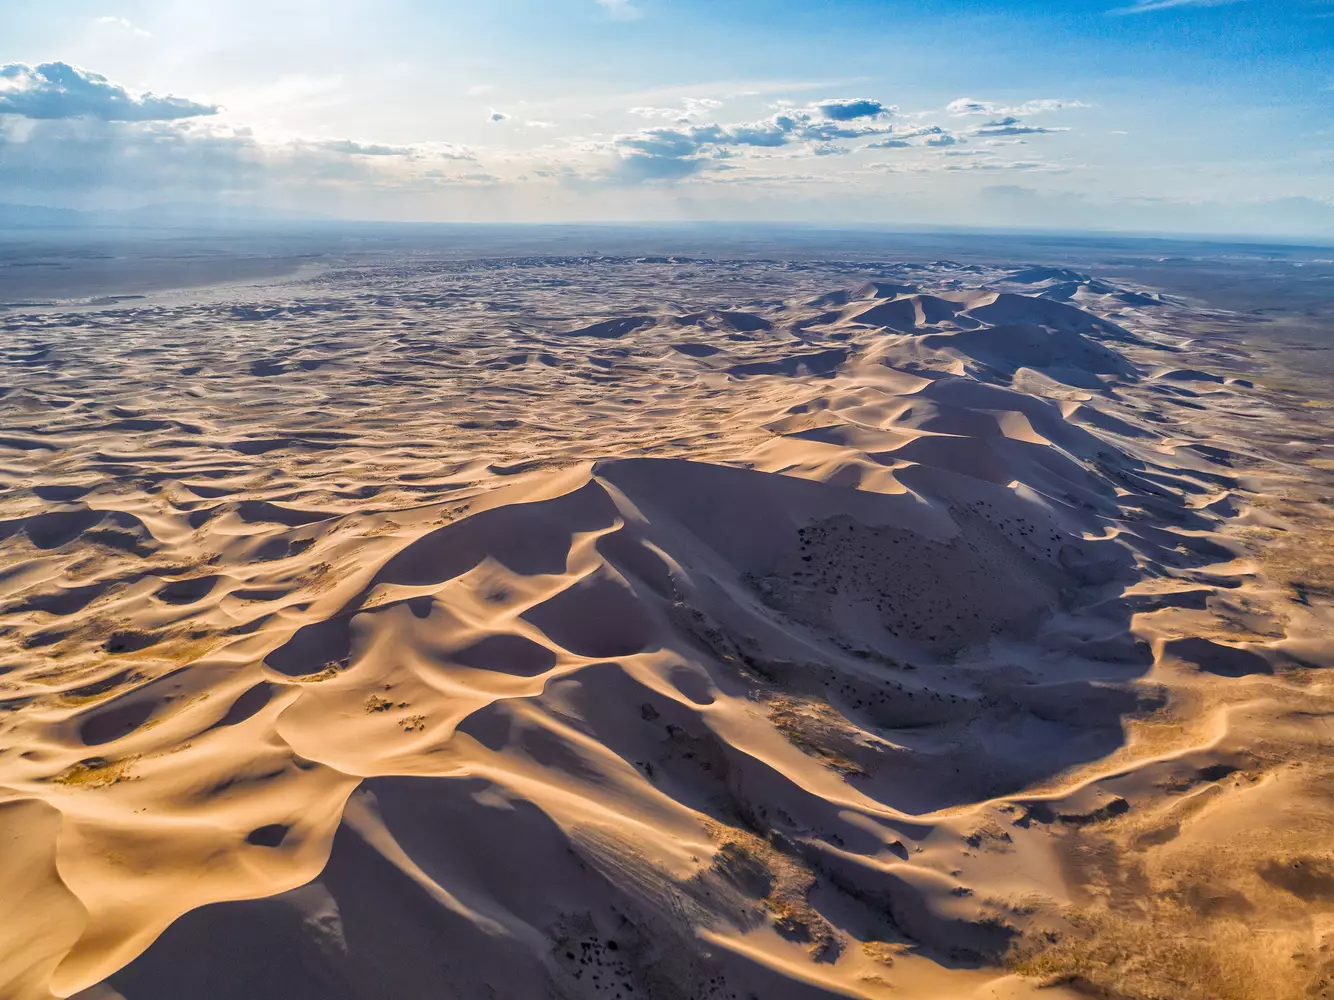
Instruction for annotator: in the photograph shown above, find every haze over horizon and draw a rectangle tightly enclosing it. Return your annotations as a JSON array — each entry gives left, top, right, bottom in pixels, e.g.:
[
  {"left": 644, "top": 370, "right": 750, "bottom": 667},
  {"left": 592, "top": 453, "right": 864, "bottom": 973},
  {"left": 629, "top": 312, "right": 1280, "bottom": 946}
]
[{"left": 3, "top": 0, "right": 1332, "bottom": 237}]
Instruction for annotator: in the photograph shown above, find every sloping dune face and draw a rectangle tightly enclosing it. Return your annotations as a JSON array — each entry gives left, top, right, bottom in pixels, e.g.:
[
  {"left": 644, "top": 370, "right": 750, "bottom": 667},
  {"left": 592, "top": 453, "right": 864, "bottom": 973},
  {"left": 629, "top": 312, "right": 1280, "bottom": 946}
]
[{"left": 1, "top": 257, "right": 1332, "bottom": 1000}]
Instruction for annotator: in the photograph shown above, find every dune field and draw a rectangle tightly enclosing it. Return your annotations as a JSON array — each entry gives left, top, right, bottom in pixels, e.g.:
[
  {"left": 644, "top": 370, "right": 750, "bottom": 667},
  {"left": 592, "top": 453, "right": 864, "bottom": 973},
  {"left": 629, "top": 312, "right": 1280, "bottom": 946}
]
[{"left": 1, "top": 251, "right": 1332, "bottom": 1000}]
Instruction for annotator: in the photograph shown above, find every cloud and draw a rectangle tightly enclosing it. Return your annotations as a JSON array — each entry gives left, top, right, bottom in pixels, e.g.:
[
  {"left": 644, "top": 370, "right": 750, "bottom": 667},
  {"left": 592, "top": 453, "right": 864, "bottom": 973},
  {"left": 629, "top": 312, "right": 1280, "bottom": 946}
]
[
  {"left": 311, "top": 139, "right": 412, "bottom": 156},
  {"left": 598, "top": 94, "right": 1083, "bottom": 183},
  {"left": 947, "top": 97, "right": 1087, "bottom": 117},
  {"left": 629, "top": 106, "right": 683, "bottom": 119},
  {"left": 95, "top": 16, "right": 151, "bottom": 38},
  {"left": 0, "top": 62, "right": 217, "bottom": 121},
  {"left": 0, "top": 117, "right": 261, "bottom": 200},
  {"left": 302, "top": 139, "right": 475, "bottom": 160},
  {"left": 614, "top": 153, "right": 707, "bottom": 181},
  {"left": 866, "top": 157, "right": 1065, "bottom": 175},
  {"left": 1110, "top": 0, "right": 1247, "bottom": 13},
  {"left": 604, "top": 99, "right": 909, "bottom": 181},
  {"left": 597, "top": 0, "right": 643, "bottom": 20},
  {"left": 864, "top": 125, "right": 946, "bottom": 149},
  {"left": 684, "top": 97, "right": 723, "bottom": 115},
  {"left": 977, "top": 126, "right": 1063, "bottom": 136},
  {"left": 972, "top": 117, "right": 1069, "bottom": 137},
  {"left": 0, "top": 60, "right": 1094, "bottom": 214},
  {"left": 945, "top": 160, "right": 1058, "bottom": 172},
  {"left": 813, "top": 98, "right": 892, "bottom": 121},
  {"left": 699, "top": 169, "right": 846, "bottom": 186},
  {"left": 628, "top": 97, "right": 723, "bottom": 122},
  {"left": 0, "top": 113, "right": 487, "bottom": 209}
]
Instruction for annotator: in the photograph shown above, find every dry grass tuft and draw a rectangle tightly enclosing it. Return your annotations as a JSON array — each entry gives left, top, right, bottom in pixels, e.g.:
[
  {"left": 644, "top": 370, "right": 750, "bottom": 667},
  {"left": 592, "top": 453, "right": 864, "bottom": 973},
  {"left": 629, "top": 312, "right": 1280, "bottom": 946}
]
[
  {"left": 704, "top": 820, "right": 841, "bottom": 960},
  {"left": 54, "top": 756, "right": 138, "bottom": 789},
  {"left": 1011, "top": 907, "right": 1321, "bottom": 1000},
  {"left": 766, "top": 695, "right": 869, "bottom": 776}
]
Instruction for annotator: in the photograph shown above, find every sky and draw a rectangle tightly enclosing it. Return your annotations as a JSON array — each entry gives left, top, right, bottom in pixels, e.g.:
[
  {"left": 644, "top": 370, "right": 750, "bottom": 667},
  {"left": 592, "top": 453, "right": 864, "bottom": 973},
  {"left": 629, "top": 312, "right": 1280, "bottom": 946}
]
[{"left": 1, "top": 0, "right": 1332, "bottom": 236}]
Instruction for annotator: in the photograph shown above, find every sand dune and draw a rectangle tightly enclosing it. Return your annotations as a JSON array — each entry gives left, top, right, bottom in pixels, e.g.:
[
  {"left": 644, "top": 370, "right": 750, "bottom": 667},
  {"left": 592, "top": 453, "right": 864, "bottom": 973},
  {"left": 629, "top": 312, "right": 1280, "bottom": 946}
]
[{"left": 1, "top": 255, "right": 1331, "bottom": 999}]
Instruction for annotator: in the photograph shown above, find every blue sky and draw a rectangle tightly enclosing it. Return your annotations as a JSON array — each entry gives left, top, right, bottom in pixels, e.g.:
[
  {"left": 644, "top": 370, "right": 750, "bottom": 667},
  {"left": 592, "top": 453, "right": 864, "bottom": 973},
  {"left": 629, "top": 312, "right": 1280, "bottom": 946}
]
[{"left": 2, "top": 0, "right": 1331, "bottom": 234}]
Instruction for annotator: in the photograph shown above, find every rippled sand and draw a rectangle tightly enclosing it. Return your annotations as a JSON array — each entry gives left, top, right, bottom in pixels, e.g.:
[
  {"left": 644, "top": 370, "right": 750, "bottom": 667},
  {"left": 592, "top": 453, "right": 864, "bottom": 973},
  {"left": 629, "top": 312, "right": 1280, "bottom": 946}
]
[{"left": 2, "top": 253, "right": 1332, "bottom": 1000}]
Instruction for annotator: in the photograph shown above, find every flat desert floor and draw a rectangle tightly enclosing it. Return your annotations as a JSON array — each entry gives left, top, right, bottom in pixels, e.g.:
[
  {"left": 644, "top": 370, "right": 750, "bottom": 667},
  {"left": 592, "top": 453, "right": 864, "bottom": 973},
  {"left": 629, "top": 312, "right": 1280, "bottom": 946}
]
[{"left": 1, "top": 232, "right": 1332, "bottom": 1000}]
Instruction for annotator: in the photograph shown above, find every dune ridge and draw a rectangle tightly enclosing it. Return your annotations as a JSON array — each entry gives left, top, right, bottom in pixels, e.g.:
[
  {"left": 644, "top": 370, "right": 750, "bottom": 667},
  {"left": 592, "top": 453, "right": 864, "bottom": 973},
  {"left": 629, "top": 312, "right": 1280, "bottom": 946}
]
[{"left": 1, "top": 257, "right": 1332, "bottom": 999}]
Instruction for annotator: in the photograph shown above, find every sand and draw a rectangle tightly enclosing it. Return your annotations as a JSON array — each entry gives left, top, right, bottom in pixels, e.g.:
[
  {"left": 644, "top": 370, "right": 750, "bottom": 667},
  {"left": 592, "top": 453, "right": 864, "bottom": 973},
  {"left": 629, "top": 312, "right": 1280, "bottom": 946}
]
[{"left": 1, "top": 251, "right": 1332, "bottom": 1000}]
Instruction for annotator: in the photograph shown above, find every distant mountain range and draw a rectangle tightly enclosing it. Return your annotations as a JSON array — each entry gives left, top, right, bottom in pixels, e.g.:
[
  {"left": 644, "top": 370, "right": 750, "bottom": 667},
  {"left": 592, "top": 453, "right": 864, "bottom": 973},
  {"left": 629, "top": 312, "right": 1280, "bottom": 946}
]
[{"left": 0, "top": 201, "right": 334, "bottom": 229}]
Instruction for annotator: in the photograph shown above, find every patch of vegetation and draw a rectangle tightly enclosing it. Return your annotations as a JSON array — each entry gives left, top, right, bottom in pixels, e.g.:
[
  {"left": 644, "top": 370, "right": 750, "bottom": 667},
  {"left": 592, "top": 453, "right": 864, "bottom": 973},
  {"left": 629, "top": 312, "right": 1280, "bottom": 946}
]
[
  {"left": 297, "top": 661, "right": 344, "bottom": 682},
  {"left": 54, "top": 755, "right": 138, "bottom": 789},
  {"left": 705, "top": 820, "right": 841, "bottom": 962},
  {"left": 766, "top": 695, "right": 869, "bottom": 777},
  {"left": 1009, "top": 907, "right": 1317, "bottom": 1000}
]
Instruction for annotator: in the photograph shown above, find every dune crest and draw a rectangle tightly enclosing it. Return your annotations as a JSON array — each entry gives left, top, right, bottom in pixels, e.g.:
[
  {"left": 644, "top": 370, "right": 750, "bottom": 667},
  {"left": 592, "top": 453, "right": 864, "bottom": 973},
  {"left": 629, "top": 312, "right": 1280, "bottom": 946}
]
[{"left": 2, "top": 257, "right": 1331, "bottom": 1000}]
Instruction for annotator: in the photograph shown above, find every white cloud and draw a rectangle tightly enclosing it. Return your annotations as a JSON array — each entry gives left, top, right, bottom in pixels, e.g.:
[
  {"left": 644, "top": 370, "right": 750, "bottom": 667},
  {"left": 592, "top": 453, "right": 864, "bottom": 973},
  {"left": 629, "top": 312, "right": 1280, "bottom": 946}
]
[
  {"left": 864, "top": 125, "right": 946, "bottom": 149},
  {"left": 299, "top": 139, "right": 475, "bottom": 160},
  {"left": 0, "top": 62, "right": 216, "bottom": 121},
  {"left": 0, "top": 60, "right": 1092, "bottom": 211},
  {"left": 0, "top": 114, "right": 488, "bottom": 208},
  {"left": 943, "top": 159, "right": 1062, "bottom": 172},
  {"left": 947, "top": 97, "right": 1088, "bottom": 117},
  {"left": 971, "top": 116, "right": 1069, "bottom": 137},
  {"left": 605, "top": 100, "right": 901, "bottom": 181},
  {"left": 1110, "top": 0, "right": 1247, "bottom": 13},
  {"left": 309, "top": 139, "right": 412, "bottom": 156},
  {"left": 684, "top": 97, "right": 723, "bottom": 115},
  {"left": 596, "top": 0, "right": 643, "bottom": 20},
  {"left": 590, "top": 94, "right": 1089, "bottom": 183},
  {"left": 629, "top": 106, "right": 684, "bottom": 120},
  {"left": 95, "top": 15, "right": 152, "bottom": 37},
  {"left": 628, "top": 97, "right": 723, "bottom": 122},
  {"left": 814, "top": 98, "right": 895, "bottom": 121}
]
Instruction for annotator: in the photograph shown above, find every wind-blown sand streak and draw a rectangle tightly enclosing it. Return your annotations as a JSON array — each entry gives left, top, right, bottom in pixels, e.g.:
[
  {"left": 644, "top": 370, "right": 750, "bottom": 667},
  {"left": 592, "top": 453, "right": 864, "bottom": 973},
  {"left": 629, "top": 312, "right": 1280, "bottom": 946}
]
[{"left": 1, "top": 257, "right": 1331, "bottom": 999}]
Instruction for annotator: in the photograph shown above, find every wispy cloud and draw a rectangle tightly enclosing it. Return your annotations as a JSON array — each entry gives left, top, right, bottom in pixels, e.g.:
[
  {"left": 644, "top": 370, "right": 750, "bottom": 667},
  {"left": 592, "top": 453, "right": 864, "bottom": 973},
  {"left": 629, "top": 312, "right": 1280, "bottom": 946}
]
[
  {"left": 596, "top": 0, "right": 643, "bottom": 21},
  {"left": 1110, "top": 0, "right": 1247, "bottom": 14},
  {"left": 628, "top": 97, "right": 723, "bottom": 122},
  {"left": 971, "top": 116, "right": 1069, "bottom": 137},
  {"left": 95, "top": 15, "right": 151, "bottom": 37},
  {"left": 947, "top": 97, "right": 1087, "bottom": 117}
]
